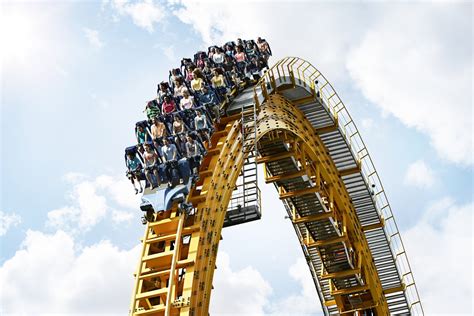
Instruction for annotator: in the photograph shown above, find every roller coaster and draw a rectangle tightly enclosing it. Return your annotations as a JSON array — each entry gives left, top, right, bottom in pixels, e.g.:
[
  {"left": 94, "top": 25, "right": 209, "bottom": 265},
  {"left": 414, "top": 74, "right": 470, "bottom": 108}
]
[{"left": 125, "top": 40, "right": 423, "bottom": 315}]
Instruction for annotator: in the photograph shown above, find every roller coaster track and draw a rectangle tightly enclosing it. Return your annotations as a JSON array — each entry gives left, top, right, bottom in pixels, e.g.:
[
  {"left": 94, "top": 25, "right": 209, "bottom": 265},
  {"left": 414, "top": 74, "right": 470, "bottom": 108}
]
[{"left": 129, "top": 57, "right": 423, "bottom": 315}]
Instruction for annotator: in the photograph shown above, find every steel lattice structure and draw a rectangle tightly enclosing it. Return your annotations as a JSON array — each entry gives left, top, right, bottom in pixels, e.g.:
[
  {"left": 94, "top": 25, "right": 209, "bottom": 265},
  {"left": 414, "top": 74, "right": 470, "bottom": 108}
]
[{"left": 129, "top": 57, "right": 423, "bottom": 316}]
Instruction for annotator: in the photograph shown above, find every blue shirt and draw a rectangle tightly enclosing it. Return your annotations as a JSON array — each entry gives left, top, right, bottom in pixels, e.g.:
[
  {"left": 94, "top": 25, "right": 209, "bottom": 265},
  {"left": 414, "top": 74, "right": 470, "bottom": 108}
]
[
  {"left": 127, "top": 156, "right": 141, "bottom": 171},
  {"left": 199, "top": 91, "right": 218, "bottom": 105},
  {"left": 136, "top": 130, "right": 146, "bottom": 143},
  {"left": 162, "top": 144, "right": 178, "bottom": 161}
]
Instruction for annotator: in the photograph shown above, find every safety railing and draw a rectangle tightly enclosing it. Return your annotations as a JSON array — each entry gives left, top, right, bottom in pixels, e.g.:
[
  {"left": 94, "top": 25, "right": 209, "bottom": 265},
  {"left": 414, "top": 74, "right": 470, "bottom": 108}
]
[{"left": 254, "top": 57, "right": 424, "bottom": 315}]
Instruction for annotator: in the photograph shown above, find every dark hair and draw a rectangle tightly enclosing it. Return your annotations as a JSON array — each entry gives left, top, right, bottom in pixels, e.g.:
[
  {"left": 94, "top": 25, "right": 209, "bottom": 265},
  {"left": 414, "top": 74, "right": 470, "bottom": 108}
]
[{"left": 193, "top": 68, "right": 204, "bottom": 79}]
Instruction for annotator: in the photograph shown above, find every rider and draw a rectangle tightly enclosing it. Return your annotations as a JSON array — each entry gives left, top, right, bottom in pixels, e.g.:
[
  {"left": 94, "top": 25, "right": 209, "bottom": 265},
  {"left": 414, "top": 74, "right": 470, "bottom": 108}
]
[
  {"left": 150, "top": 117, "right": 167, "bottom": 155},
  {"left": 162, "top": 138, "right": 178, "bottom": 162},
  {"left": 186, "top": 135, "right": 203, "bottom": 174},
  {"left": 144, "top": 100, "right": 160, "bottom": 121},
  {"left": 211, "top": 68, "right": 228, "bottom": 102},
  {"left": 191, "top": 69, "right": 205, "bottom": 94},
  {"left": 256, "top": 37, "right": 271, "bottom": 60},
  {"left": 194, "top": 109, "right": 211, "bottom": 148},
  {"left": 136, "top": 125, "right": 148, "bottom": 144},
  {"left": 143, "top": 143, "right": 161, "bottom": 190},
  {"left": 172, "top": 115, "right": 186, "bottom": 135},
  {"left": 151, "top": 117, "right": 167, "bottom": 139},
  {"left": 126, "top": 152, "right": 143, "bottom": 194},
  {"left": 179, "top": 89, "right": 196, "bottom": 129},
  {"left": 173, "top": 78, "right": 188, "bottom": 99},
  {"left": 179, "top": 89, "right": 194, "bottom": 111},
  {"left": 162, "top": 138, "right": 180, "bottom": 186},
  {"left": 194, "top": 109, "right": 208, "bottom": 130},
  {"left": 198, "top": 86, "right": 220, "bottom": 122}
]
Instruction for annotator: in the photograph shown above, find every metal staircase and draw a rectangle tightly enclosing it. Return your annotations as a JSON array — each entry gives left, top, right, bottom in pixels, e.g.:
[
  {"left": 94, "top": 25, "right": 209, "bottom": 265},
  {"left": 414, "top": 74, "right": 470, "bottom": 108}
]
[
  {"left": 251, "top": 57, "right": 423, "bottom": 315},
  {"left": 224, "top": 91, "right": 261, "bottom": 227},
  {"left": 240, "top": 95, "right": 259, "bottom": 208}
]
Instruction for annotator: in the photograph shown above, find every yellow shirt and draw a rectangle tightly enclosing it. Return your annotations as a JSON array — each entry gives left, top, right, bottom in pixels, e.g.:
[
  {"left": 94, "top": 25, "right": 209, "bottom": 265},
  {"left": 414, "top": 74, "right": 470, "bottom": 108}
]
[
  {"left": 191, "top": 78, "right": 204, "bottom": 91},
  {"left": 212, "top": 75, "right": 225, "bottom": 88}
]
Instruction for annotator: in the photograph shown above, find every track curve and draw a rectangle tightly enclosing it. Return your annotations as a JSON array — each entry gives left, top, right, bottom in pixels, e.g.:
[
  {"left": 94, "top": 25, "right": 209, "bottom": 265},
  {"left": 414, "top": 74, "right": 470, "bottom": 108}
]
[{"left": 129, "top": 57, "right": 423, "bottom": 316}]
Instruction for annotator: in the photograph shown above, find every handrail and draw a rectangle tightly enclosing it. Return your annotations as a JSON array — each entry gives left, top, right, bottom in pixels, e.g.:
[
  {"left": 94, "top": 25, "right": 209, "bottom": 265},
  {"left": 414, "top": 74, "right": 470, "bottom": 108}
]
[{"left": 254, "top": 57, "right": 424, "bottom": 315}]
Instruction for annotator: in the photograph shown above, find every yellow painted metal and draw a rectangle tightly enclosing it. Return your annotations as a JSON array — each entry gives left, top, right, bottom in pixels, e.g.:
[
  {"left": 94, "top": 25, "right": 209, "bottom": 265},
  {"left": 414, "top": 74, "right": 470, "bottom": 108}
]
[
  {"left": 130, "top": 222, "right": 152, "bottom": 314},
  {"left": 321, "top": 268, "right": 362, "bottom": 281},
  {"left": 255, "top": 150, "right": 296, "bottom": 163},
  {"left": 264, "top": 169, "right": 306, "bottom": 183},
  {"left": 339, "top": 164, "right": 361, "bottom": 177},
  {"left": 131, "top": 94, "right": 389, "bottom": 315},
  {"left": 305, "top": 235, "right": 348, "bottom": 248},
  {"left": 331, "top": 284, "right": 369, "bottom": 296},
  {"left": 279, "top": 186, "right": 321, "bottom": 199},
  {"left": 130, "top": 57, "right": 423, "bottom": 316},
  {"left": 165, "top": 213, "right": 185, "bottom": 316},
  {"left": 324, "top": 299, "right": 336, "bottom": 307},
  {"left": 292, "top": 211, "right": 334, "bottom": 224},
  {"left": 362, "top": 220, "right": 385, "bottom": 231},
  {"left": 383, "top": 284, "right": 406, "bottom": 295},
  {"left": 315, "top": 121, "right": 339, "bottom": 134}
]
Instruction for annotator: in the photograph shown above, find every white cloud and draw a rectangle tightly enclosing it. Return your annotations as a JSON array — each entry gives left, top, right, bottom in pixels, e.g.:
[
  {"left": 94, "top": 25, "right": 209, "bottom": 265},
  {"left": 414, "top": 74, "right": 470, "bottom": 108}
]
[
  {"left": 211, "top": 251, "right": 325, "bottom": 315},
  {"left": 211, "top": 251, "right": 272, "bottom": 315},
  {"left": 111, "top": 209, "right": 134, "bottom": 224},
  {"left": 346, "top": 3, "right": 472, "bottom": 165},
  {"left": 83, "top": 27, "right": 104, "bottom": 48},
  {"left": 47, "top": 180, "right": 108, "bottom": 232},
  {"left": 94, "top": 174, "right": 140, "bottom": 210},
  {"left": 46, "top": 173, "right": 140, "bottom": 233},
  {"left": 267, "top": 258, "right": 322, "bottom": 315},
  {"left": 404, "top": 160, "right": 437, "bottom": 189},
  {"left": 0, "top": 211, "right": 21, "bottom": 236},
  {"left": 169, "top": 1, "right": 372, "bottom": 81},
  {"left": 108, "top": 0, "right": 165, "bottom": 33},
  {"left": 360, "top": 118, "right": 374, "bottom": 131},
  {"left": 403, "top": 198, "right": 473, "bottom": 314},
  {"left": 170, "top": 2, "right": 472, "bottom": 165},
  {"left": 0, "top": 229, "right": 140, "bottom": 315},
  {"left": 161, "top": 45, "right": 176, "bottom": 61}
]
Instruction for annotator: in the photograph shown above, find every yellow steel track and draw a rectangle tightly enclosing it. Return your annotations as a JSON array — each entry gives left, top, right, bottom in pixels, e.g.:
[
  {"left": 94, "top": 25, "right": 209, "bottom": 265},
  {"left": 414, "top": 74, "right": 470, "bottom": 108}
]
[{"left": 129, "top": 57, "right": 423, "bottom": 316}]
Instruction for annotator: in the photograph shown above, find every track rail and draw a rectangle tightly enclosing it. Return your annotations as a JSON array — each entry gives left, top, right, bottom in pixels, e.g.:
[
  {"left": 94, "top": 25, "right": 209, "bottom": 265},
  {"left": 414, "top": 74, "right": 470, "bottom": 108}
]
[
  {"left": 129, "top": 57, "right": 423, "bottom": 315},
  {"left": 253, "top": 57, "right": 423, "bottom": 314}
]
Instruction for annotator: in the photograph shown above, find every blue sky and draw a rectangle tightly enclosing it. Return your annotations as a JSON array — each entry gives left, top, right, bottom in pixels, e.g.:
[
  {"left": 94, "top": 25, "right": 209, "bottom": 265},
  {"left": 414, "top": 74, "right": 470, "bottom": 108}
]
[{"left": 1, "top": 1, "right": 472, "bottom": 315}]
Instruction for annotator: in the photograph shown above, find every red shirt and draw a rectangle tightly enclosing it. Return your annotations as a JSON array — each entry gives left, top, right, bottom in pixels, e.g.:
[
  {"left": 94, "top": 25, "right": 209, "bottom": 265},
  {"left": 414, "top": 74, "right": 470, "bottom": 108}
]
[
  {"left": 235, "top": 52, "right": 246, "bottom": 62},
  {"left": 162, "top": 100, "right": 176, "bottom": 114}
]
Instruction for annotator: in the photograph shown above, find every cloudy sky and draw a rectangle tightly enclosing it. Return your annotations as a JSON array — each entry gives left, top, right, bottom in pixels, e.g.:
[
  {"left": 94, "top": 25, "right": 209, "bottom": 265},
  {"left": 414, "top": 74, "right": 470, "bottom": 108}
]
[{"left": 0, "top": 0, "right": 472, "bottom": 315}]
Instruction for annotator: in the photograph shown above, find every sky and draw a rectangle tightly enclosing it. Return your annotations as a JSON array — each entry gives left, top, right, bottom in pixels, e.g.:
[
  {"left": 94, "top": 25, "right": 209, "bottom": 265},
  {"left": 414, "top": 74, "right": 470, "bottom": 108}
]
[{"left": 0, "top": 0, "right": 472, "bottom": 315}]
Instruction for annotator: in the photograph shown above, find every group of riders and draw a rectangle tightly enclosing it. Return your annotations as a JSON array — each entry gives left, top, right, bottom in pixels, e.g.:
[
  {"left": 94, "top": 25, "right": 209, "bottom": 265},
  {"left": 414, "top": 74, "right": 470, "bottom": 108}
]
[{"left": 125, "top": 37, "right": 272, "bottom": 194}]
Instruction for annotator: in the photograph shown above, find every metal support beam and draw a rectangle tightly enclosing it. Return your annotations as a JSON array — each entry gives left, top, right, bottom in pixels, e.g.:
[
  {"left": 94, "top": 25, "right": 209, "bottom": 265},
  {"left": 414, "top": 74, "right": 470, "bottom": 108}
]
[
  {"left": 339, "top": 164, "right": 361, "bottom": 177},
  {"left": 256, "top": 151, "right": 296, "bottom": 164},
  {"left": 383, "top": 284, "right": 405, "bottom": 295},
  {"left": 279, "top": 186, "right": 319, "bottom": 199},
  {"left": 305, "top": 235, "right": 348, "bottom": 248},
  {"left": 315, "top": 122, "right": 339, "bottom": 134},
  {"left": 331, "top": 284, "right": 369, "bottom": 296},
  {"left": 293, "top": 211, "right": 333, "bottom": 224},
  {"left": 165, "top": 213, "right": 185, "bottom": 316},
  {"left": 265, "top": 169, "right": 306, "bottom": 183},
  {"left": 362, "top": 221, "right": 384, "bottom": 231},
  {"left": 321, "top": 268, "right": 361, "bottom": 280}
]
